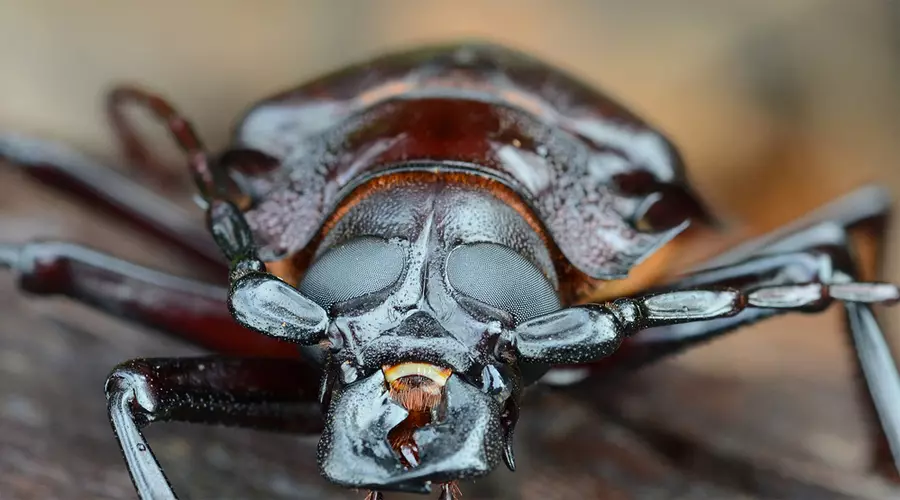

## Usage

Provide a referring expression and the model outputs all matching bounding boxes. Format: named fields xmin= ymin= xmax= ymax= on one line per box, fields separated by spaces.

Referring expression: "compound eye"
xmin=299 ymin=237 xmax=405 ymax=309
xmin=446 ymin=243 xmax=561 ymax=324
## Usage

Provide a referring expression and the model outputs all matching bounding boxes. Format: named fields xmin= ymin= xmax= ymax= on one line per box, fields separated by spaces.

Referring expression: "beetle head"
xmin=222 ymin=176 xmax=564 ymax=493
xmin=303 ymin=235 xmax=531 ymax=492
xmin=287 ymin=179 xmax=558 ymax=492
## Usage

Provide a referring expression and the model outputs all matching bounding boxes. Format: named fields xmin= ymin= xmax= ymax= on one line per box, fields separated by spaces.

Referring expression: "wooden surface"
xmin=3 ymin=2 xmax=900 ymax=499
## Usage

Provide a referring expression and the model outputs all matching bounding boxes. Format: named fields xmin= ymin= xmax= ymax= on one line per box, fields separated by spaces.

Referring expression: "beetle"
xmin=1 ymin=42 xmax=900 ymax=499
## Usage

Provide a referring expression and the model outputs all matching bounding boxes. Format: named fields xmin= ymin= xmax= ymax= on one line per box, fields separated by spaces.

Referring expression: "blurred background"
xmin=1 ymin=1 xmax=900 ymax=499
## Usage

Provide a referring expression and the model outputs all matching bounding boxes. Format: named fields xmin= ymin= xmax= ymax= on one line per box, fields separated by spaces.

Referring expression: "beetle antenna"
xmin=106 ymin=86 xmax=237 ymax=204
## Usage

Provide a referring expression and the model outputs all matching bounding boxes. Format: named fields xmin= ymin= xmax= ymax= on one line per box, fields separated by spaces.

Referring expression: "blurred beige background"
xmin=2 ymin=1 xmax=900 ymax=499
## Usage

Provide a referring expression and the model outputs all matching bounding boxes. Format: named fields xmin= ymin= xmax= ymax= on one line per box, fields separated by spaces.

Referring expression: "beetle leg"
xmin=0 ymin=240 xmax=296 ymax=357
xmin=0 ymin=134 xmax=223 ymax=269
xmin=2 ymin=84 xmax=254 ymax=269
xmin=695 ymin=184 xmax=890 ymax=271
xmin=104 ymin=356 xmax=322 ymax=500
xmin=570 ymin=189 xmax=900 ymax=479
xmin=579 ymin=240 xmax=898 ymax=370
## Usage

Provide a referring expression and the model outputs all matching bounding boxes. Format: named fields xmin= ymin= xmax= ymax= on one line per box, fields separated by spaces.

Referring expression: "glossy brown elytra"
xmin=2 ymin=43 xmax=900 ymax=499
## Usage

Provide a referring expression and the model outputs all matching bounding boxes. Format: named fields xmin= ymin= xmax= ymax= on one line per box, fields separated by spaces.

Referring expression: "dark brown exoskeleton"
xmin=2 ymin=43 xmax=900 ymax=499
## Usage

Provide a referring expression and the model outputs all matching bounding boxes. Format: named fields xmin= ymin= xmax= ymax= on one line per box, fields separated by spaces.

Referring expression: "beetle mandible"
xmin=2 ymin=43 xmax=900 ymax=499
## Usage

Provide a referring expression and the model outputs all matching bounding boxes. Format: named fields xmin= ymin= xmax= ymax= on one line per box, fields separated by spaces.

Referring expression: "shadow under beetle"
xmin=2 ymin=43 xmax=900 ymax=499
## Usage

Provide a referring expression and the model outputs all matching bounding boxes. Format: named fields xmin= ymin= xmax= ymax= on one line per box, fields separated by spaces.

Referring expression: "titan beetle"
xmin=2 ymin=43 xmax=900 ymax=499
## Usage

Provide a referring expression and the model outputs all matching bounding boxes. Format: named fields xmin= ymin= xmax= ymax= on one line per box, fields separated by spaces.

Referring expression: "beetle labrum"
xmin=2 ymin=43 xmax=900 ymax=499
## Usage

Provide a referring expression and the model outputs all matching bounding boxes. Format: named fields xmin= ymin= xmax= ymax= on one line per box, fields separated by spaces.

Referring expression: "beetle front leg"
xmin=563 ymin=194 xmax=900 ymax=481
xmin=0 ymin=134 xmax=223 ymax=269
xmin=510 ymin=252 xmax=900 ymax=490
xmin=611 ymin=198 xmax=900 ymax=480
xmin=0 ymin=241 xmax=296 ymax=357
xmin=105 ymin=356 xmax=323 ymax=500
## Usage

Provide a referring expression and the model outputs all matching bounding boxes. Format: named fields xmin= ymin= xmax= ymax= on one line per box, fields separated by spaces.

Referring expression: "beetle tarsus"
xmin=364 ymin=491 xmax=384 ymax=500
